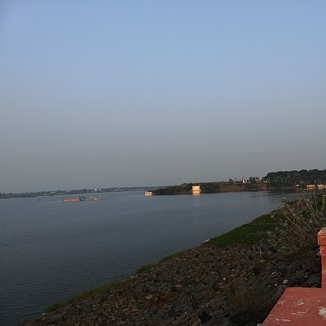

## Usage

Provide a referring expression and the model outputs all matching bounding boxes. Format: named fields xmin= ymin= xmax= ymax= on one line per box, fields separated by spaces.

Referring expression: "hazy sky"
xmin=1 ymin=1 xmax=326 ymax=193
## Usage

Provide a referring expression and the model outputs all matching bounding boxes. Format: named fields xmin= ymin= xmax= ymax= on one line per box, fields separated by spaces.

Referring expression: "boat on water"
xmin=62 ymin=195 xmax=102 ymax=203
xmin=144 ymin=192 xmax=153 ymax=196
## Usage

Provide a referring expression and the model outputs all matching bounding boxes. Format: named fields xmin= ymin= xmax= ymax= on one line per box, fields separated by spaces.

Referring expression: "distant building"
xmin=192 ymin=185 xmax=201 ymax=195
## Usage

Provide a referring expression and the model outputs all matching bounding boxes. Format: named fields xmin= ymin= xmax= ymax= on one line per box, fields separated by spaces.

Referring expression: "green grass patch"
xmin=134 ymin=263 xmax=157 ymax=275
xmin=45 ymin=281 xmax=121 ymax=313
xmin=134 ymin=251 xmax=186 ymax=275
xmin=207 ymin=211 xmax=284 ymax=248
xmin=160 ymin=251 xmax=185 ymax=263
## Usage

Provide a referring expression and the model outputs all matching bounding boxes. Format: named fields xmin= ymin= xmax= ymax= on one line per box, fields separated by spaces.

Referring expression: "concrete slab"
xmin=263 ymin=287 xmax=326 ymax=325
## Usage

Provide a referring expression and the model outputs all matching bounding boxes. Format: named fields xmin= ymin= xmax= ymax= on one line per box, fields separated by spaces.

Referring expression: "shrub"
xmin=226 ymin=281 xmax=280 ymax=324
xmin=273 ymin=193 xmax=326 ymax=251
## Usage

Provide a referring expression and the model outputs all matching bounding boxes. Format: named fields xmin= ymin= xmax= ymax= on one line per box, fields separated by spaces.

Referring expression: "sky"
xmin=1 ymin=1 xmax=326 ymax=193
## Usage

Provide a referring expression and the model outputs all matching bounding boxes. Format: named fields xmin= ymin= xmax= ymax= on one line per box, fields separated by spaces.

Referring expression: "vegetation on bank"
xmin=206 ymin=211 xmax=283 ymax=247
xmin=45 ymin=281 xmax=122 ymax=313
xmin=275 ymin=194 xmax=326 ymax=251
xmin=207 ymin=192 xmax=326 ymax=252
xmin=134 ymin=251 xmax=186 ymax=275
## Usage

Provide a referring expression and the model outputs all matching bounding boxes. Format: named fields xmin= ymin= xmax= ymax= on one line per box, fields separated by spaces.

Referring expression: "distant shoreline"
xmin=0 ymin=182 xmax=320 ymax=200
xmin=0 ymin=187 xmax=148 ymax=200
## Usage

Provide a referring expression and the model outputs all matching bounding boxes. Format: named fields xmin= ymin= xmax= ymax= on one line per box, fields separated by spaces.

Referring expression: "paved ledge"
xmin=263 ymin=287 xmax=326 ymax=325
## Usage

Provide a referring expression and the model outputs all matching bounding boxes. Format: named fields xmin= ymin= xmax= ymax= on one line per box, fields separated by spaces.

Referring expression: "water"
xmin=0 ymin=190 xmax=299 ymax=325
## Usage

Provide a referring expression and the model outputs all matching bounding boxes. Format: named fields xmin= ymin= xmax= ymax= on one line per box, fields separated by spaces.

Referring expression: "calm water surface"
xmin=0 ymin=190 xmax=299 ymax=325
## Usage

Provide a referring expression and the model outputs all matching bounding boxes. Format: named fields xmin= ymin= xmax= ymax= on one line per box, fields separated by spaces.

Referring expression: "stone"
xmin=198 ymin=310 xmax=212 ymax=323
xmin=305 ymin=274 xmax=321 ymax=287
xmin=19 ymin=242 xmax=321 ymax=326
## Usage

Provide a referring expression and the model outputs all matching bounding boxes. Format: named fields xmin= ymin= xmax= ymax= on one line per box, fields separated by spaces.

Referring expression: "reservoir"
xmin=0 ymin=190 xmax=299 ymax=325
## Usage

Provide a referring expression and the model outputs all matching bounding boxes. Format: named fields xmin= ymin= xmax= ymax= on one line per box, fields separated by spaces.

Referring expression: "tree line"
xmin=262 ymin=169 xmax=326 ymax=186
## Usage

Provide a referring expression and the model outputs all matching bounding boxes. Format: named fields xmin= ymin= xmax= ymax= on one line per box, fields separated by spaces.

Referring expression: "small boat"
xmin=62 ymin=195 xmax=102 ymax=203
xmin=145 ymin=192 xmax=153 ymax=196
xmin=62 ymin=198 xmax=80 ymax=203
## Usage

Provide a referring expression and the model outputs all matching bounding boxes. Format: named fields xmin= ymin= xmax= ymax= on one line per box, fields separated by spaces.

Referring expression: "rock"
xmin=253 ymin=266 xmax=260 ymax=275
xmin=293 ymin=270 xmax=306 ymax=284
xmin=19 ymin=242 xmax=322 ymax=326
xmin=305 ymin=274 xmax=321 ymax=287
xmin=198 ymin=310 xmax=212 ymax=323
xmin=276 ymin=264 xmax=290 ymax=277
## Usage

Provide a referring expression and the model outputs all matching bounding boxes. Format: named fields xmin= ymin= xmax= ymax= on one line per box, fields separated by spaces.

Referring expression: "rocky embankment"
xmin=21 ymin=240 xmax=321 ymax=326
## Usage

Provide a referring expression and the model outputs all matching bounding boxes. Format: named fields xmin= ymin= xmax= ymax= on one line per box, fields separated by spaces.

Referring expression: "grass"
xmin=275 ymin=193 xmax=326 ymax=251
xmin=45 ymin=281 xmax=121 ymax=313
xmin=134 ymin=251 xmax=186 ymax=275
xmin=159 ymin=251 xmax=185 ymax=263
xmin=207 ymin=193 xmax=326 ymax=252
xmin=206 ymin=210 xmax=284 ymax=248
xmin=134 ymin=263 xmax=157 ymax=275
xmin=226 ymin=280 xmax=280 ymax=324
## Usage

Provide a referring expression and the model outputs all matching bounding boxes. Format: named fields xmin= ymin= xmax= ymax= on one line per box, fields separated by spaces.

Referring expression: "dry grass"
xmin=273 ymin=192 xmax=326 ymax=251
xmin=226 ymin=280 xmax=280 ymax=324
